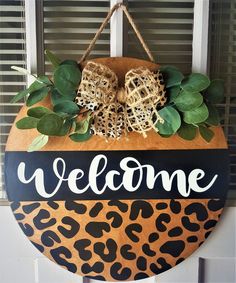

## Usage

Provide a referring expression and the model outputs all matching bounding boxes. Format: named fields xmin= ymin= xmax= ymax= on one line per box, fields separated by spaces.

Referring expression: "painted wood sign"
xmin=4 ymin=58 xmax=229 ymax=281
xmin=5 ymin=130 xmax=229 ymax=281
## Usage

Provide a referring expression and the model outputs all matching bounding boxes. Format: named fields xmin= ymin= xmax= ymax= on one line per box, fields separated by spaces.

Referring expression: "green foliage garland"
xmin=11 ymin=50 xmax=224 ymax=151
xmin=12 ymin=50 xmax=91 ymax=152
xmin=156 ymin=66 xmax=224 ymax=141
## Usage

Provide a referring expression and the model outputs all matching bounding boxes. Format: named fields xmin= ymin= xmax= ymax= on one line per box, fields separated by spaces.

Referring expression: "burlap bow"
xmin=75 ymin=61 xmax=166 ymax=139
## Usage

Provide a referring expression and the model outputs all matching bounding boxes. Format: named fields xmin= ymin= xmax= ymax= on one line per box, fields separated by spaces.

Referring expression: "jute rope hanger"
xmin=79 ymin=3 xmax=155 ymax=63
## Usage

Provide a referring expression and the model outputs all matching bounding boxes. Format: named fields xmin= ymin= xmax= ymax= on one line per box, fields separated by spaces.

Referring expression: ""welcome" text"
xmin=17 ymin=154 xmax=218 ymax=198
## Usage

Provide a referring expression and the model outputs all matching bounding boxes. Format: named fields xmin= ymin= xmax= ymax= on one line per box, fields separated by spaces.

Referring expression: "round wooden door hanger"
xmin=5 ymin=58 xmax=229 ymax=281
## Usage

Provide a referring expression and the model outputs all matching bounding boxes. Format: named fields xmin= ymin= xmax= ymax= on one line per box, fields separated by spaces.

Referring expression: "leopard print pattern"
xmin=11 ymin=199 xmax=224 ymax=281
xmin=92 ymin=103 xmax=126 ymax=139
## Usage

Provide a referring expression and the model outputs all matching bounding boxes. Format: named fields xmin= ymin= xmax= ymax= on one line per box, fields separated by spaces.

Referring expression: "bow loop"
xmin=125 ymin=67 xmax=166 ymax=137
xmin=76 ymin=62 xmax=118 ymax=111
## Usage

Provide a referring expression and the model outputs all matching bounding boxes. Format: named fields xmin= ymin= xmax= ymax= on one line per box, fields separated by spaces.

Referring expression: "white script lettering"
xmin=17 ymin=154 xmax=218 ymax=198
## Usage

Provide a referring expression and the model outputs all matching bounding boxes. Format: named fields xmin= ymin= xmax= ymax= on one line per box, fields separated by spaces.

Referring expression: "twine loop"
xmin=79 ymin=3 xmax=154 ymax=63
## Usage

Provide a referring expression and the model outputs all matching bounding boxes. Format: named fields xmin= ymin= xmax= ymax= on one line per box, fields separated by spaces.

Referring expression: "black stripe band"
xmin=5 ymin=149 xmax=229 ymax=201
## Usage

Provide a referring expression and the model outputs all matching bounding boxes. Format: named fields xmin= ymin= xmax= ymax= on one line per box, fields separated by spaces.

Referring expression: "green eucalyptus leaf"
xmin=26 ymin=87 xmax=49 ymax=107
xmin=16 ymin=117 xmax=39 ymax=129
xmin=177 ymin=122 xmax=197 ymax=140
xmin=181 ymin=73 xmax=210 ymax=92
xmin=28 ymin=134 xmax=49 ymax=152
xmin=11 ymin=89 xmax=29 ymax=103
xmin=183 ymin=103 xmax=209 ymax=124
xmin=37 ymin=113 xmax=64 ymax=136
xmin=71 ymin=120 xmax=77 ymax=133
xmin=75 ymin=116 xmax=91 ymax=134
xmin=69 ymin=128 xmax=92 ymax=142
xmin=45 ymin=49 xmax=61 ymax=68
xmin=11 ymin=66 xmax=32 ymax=76
xmin=160 ymin=66 xmax=184 ymax=88
xmin=205 ymin=79 xmax=225 ymax=103
xmin=60 ymin=60 xmax=78 ymax=67
xmin=12 ymin=66 xmax=46 ymax=87
xmin=199 ymin=126 xmax=214 ymax=142
xmin=27 ymin=106 xmax=52 ymax=118
xmin=174 ymin=90 xmax=203 ymax=112
xmin=53 ymin=101 xmax=80 ymax=115
xmin=54 ymin=64 xmax=81 ymax=96
xmin=167 ymin=85 xmax=181 ymax=103
xmin=155 ymin=106 xmax=181 ymax=135
xmin=205 ymin=103 xmax=220 ymax=126
xmin=11 ymin=76 xmax=51 ymax=103
xmin=36 ymin=75 xmax=52 ymax=85
xmin=50 ymin=88 xmax=77 ymax=106
xmin=55 ymin=113 xmax=75 ymax=119
xmin=56 ymin=119 xmax=73 ymax=136
xmin=28 ymin=79 xmax=48 ymax=92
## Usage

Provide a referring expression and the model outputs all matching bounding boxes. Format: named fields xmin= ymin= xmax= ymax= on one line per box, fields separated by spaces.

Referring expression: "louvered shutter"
xmin=43 ymin=0 xmax=110 ymax=74
xmin=0 ymin=0 xmax=26 ymax=199
xmin=124 ymin=0 xmax=194 ymax=74
xmin=209 ymin=0 xmax=236 ymax=192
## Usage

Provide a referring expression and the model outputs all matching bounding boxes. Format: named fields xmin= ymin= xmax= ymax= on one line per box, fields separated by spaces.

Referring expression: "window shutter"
xmin=43 ymin=0 xmax=110 ymax=74
xmin=0 ymin=0 xmax=26 ymax=199
xmin=124 ymin=0 xmax=194 ymax=74
xmin=209 ymin=0 xmax=236 ymax=192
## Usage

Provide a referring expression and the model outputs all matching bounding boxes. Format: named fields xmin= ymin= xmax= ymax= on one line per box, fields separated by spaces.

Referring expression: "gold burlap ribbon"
xmin=76 ymin=4 xmax=166 ymax=139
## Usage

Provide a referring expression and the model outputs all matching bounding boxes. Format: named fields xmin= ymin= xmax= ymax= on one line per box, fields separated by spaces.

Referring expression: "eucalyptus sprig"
xmin=12 ymin=50 xmax=92 ymax=152
xmin=155 ymin=66 xmax=224 ymax=142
